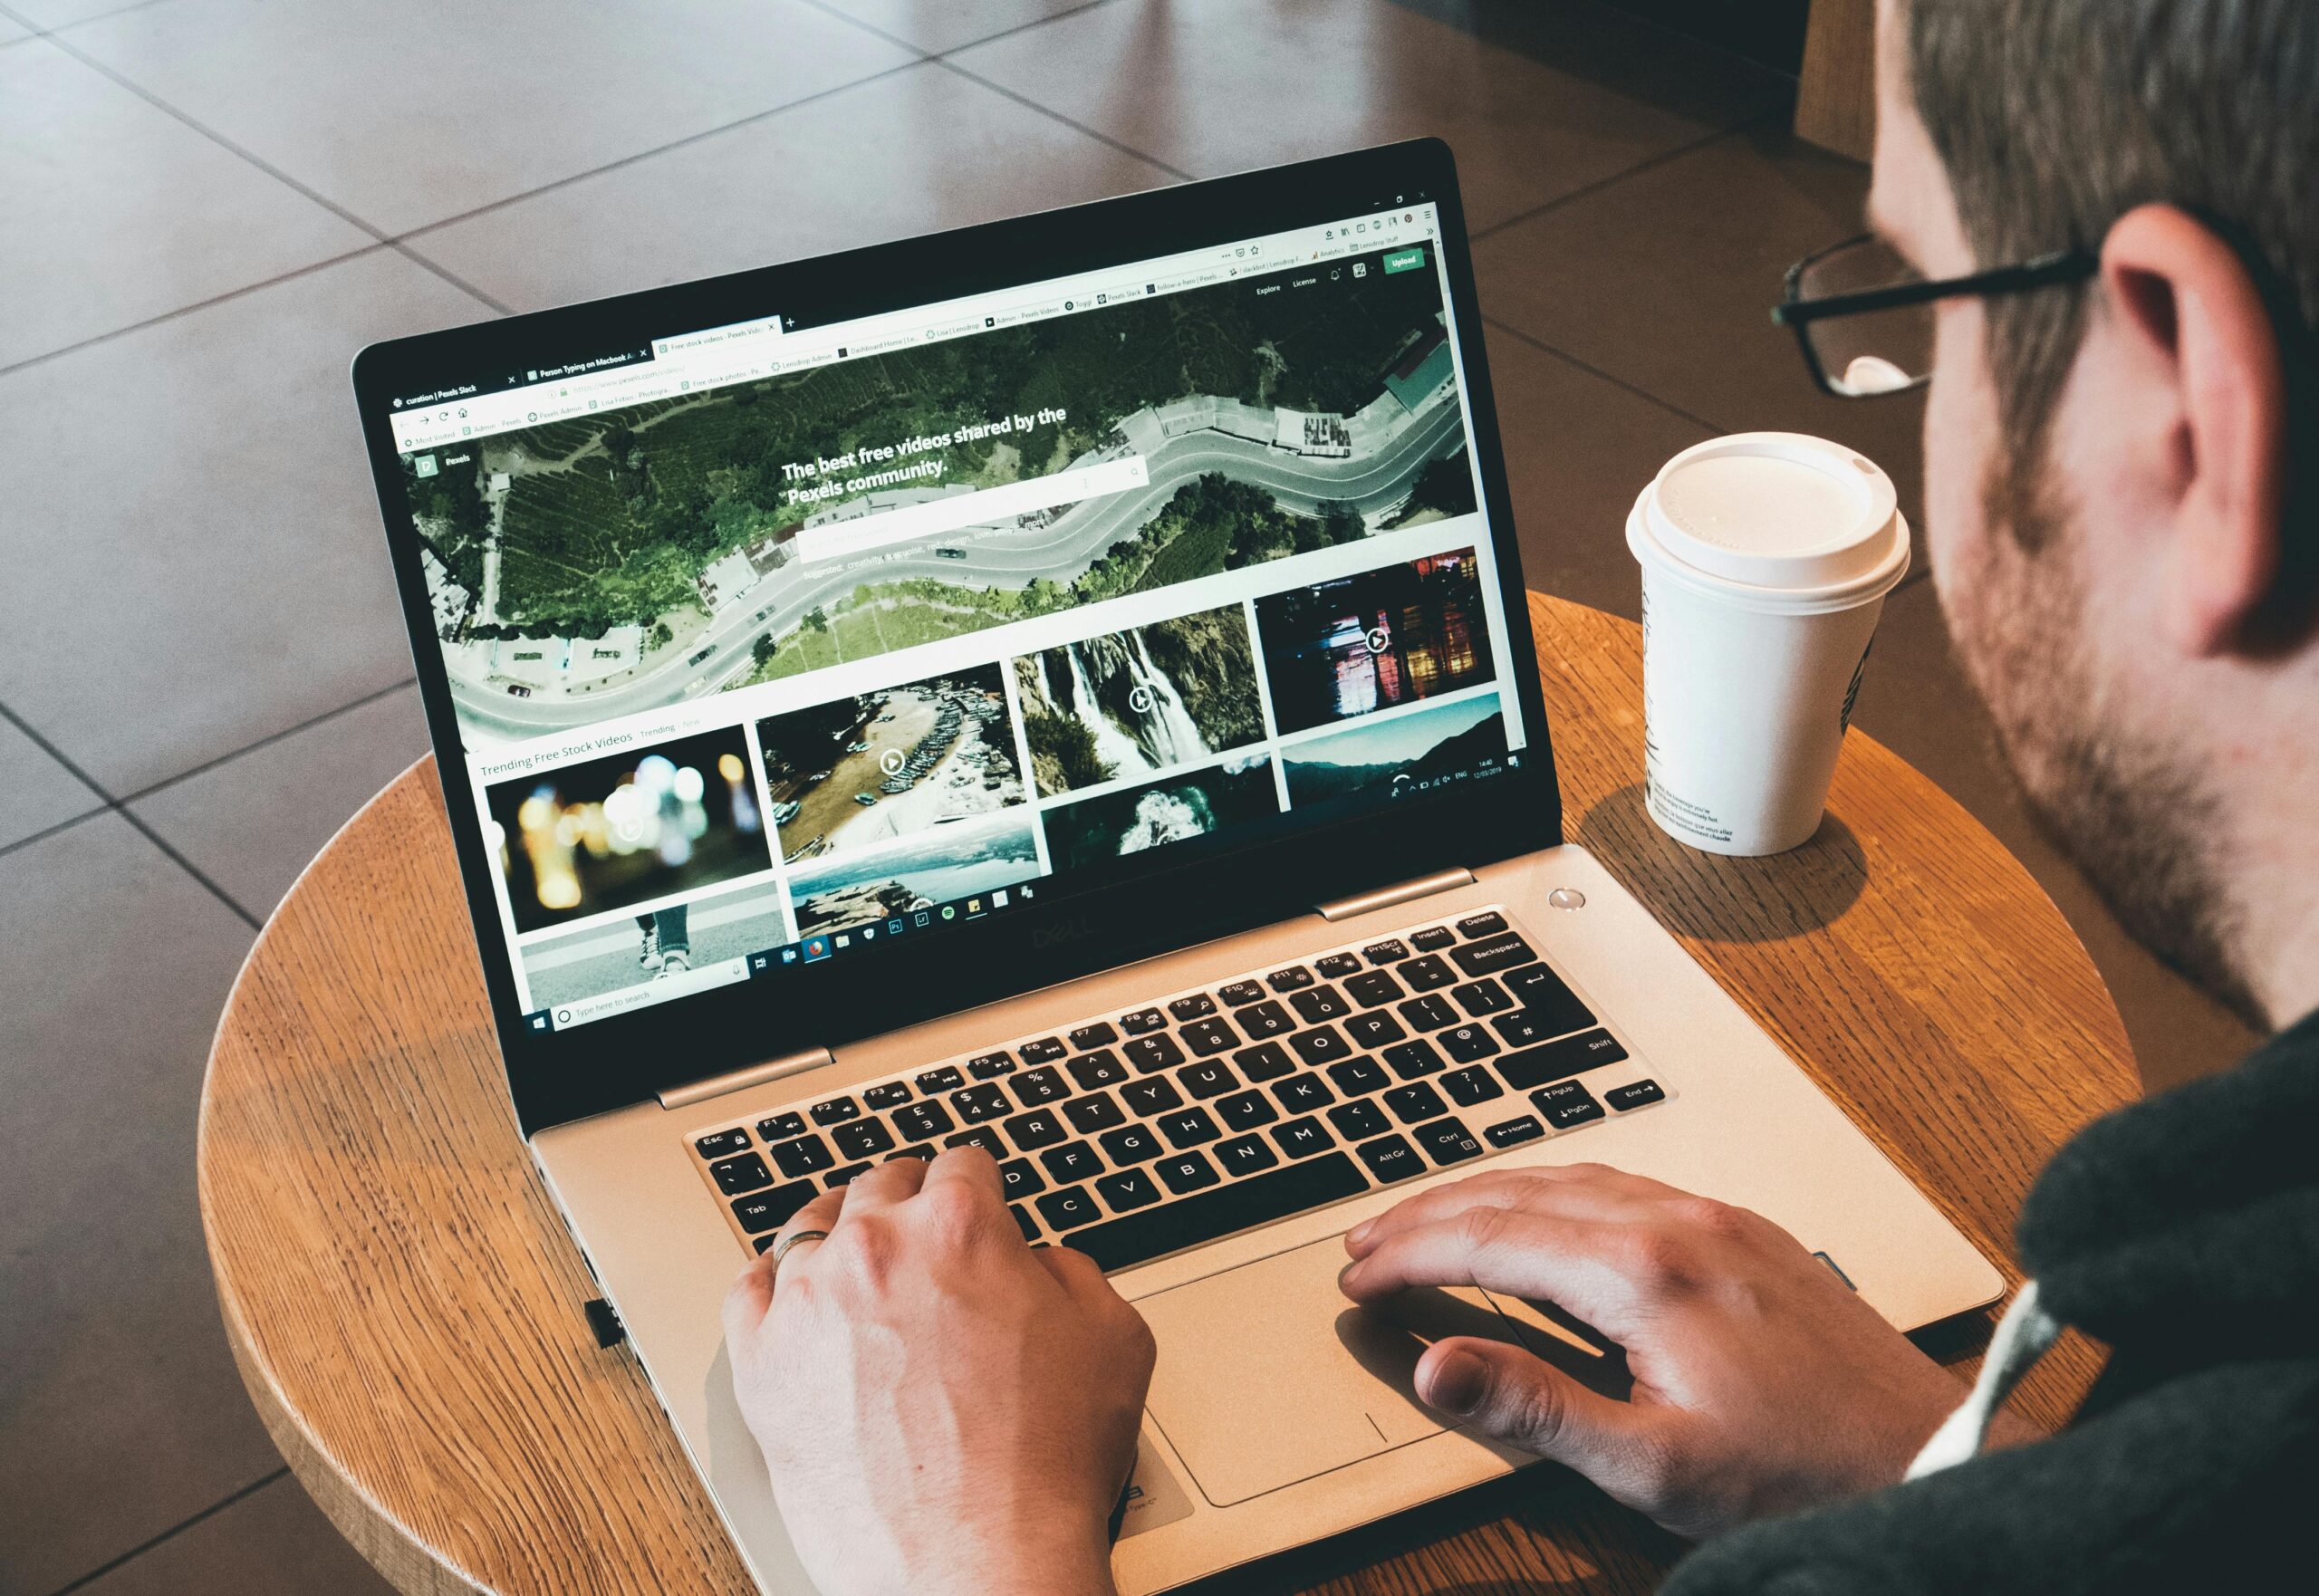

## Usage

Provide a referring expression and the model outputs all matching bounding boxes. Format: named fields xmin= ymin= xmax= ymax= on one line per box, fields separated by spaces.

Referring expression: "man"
xmin=723 ymin=2 xmax=2319 ymax=1590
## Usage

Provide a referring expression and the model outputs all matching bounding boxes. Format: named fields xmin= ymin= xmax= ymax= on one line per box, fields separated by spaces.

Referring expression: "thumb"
xmin=1417 ymin=1336 xmax=1653 ymax=1483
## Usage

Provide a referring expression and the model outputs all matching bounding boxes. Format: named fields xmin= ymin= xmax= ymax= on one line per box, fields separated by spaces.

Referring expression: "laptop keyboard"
xmin=687 ymin=906 xmax=1669 ymax=1271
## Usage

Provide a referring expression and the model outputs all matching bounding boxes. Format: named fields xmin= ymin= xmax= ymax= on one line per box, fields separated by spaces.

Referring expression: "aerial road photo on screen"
xmin=404 ymin=245 xmax=1477 ymax=745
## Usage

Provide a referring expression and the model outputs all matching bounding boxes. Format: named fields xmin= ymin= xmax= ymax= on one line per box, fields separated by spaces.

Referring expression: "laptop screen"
xmin=384 ymin=200 xmax=1529 ymax=1035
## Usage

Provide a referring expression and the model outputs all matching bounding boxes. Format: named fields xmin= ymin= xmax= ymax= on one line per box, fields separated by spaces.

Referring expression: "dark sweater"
xmin=1665 ymin=1007 xmax=2319 ymax=1594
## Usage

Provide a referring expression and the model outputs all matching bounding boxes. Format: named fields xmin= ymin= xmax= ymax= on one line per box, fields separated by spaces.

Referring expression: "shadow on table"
xmin=1572 ymin=784 xmax=1869 ymax=942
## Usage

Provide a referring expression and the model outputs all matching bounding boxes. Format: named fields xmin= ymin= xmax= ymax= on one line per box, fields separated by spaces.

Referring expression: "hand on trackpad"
xmin=1136 ymin=1236 xmax=1551 ymax=1506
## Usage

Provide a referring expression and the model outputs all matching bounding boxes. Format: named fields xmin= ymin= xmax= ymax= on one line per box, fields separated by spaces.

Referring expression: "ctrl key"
xmin=732 ymin=1179 xmax=817 ymax=1234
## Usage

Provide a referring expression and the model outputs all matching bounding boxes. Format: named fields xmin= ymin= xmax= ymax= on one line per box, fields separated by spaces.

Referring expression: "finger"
xmin=832 ymin=1152 xmax=930 ymax=1212
xmin=1338 ymin=1210 xmax=1653 ymax=1340
xmin=919 ymin=1143 xmax=1006 ymax=1201
xmin=1415 ymin=1335 xmax=1658 ymax=1490
xmin=1038 ymin=1242 xmax=1116 ymax=1296
xmin=731 ymin=1185 xmax=847 ymax=1327
xmin=1344 ymin=1165 xmax=1666 ymax=1258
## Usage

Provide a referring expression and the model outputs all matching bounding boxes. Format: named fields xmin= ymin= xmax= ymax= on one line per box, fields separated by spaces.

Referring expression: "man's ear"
xmin=2100 ymin=204 xmax=2290 ymax=656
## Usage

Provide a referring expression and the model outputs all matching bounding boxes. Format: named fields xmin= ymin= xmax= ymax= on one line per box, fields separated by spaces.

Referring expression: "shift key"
xmin=1063 ymin=1152 xmax=1367 ymax=1272
xmin=1496 ymin=1027 xmax=1628 ymax=1090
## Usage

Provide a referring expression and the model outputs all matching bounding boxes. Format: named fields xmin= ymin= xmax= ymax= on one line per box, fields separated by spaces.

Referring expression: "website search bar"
xmin=794 ymin=456 xmax=1151 ymax=563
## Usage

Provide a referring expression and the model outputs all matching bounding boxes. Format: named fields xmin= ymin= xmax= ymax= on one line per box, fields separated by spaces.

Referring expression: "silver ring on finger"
xmin=769 ymin=1228 xmax=831 ymax=1278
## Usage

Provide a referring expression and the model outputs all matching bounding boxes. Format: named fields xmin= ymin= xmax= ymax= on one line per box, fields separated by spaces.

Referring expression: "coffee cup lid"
xmin=1640 ymin=433 xmax=1905 ymax=596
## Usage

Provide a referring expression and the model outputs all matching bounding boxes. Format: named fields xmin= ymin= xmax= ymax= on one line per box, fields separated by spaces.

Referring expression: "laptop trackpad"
xmin=1137 ymin=1235 xmax=1531 ymax=1507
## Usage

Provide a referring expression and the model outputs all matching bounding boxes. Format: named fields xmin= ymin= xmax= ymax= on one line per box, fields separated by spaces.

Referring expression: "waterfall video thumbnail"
xmin=1012 ymin=604 xmax=1265 ymax=797
xmin=786 ymin=814 xmax=1041 ymax=937
xmin=484 ymin=726 xmax=773 ymax=934
xmin=1042 ymin=753 xmax=1281 ymax=870
xmin=1281 ymin=693 xmax=1507 ymax=808
xmin=1255 ymin=548 xmax=1495 ymax=736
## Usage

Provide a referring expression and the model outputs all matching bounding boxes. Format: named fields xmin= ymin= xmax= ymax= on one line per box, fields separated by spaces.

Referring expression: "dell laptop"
xmin=352 ymin=139 xmax=1998 ymax=1592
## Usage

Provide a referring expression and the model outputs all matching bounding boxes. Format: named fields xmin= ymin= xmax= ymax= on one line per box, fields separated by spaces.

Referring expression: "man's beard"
xmin=1945 ymin=448 xmax=2267 ymax=1030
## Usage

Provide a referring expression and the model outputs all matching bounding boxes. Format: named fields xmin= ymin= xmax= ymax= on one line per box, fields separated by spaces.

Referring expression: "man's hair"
xmin=1906 ymin=0 xmax=2317 ymax=609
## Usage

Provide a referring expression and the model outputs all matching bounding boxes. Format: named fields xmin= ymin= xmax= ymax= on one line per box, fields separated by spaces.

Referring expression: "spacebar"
xmin=1066 ymin=1153 xmax=1369 ymax=1273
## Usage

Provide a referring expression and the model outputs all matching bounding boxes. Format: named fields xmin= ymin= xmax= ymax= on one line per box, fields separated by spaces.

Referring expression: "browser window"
xmin=390 ymin=206 xmax=1529 ymax=1032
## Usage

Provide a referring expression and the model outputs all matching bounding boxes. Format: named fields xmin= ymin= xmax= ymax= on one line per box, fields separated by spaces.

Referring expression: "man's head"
xmin=1870 ymin=0 xmax=2319 ymax=1029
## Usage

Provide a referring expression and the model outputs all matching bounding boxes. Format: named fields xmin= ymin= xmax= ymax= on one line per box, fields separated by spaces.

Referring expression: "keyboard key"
xmin=1070 ymin=1022 xmax=1118 ymax=1051
xmin=1532 ymin=1079 xmax=1606 ymax=1128
xmin=1179 ymin=1060 xmax=1239 ymax=1099
xmin=1217 ymin=980 xmax=1265 ymax=1006
xmin=832 ymin=1120 xmax=895 ymax=1159
xmin=952 ymin=1083 xmax=1012 ymax=1123
xmin=823 ymin=1162 xmax=874 ymax=1187
xmin=752 ymin=1234 xmax=780 ymax=1254
xmin=1442 ymin=1065 xmax=1505 ymax=1106
xmin=1325 ymin=1056 xmax=1390 ymax=1096
xmin=1121 ymin=1077 xmax=1184 ymax=1117
xmin=1413 ymin=1116 xmax=1483 ymax=1165
xmin=1290 ymin=985 xmax=1351 ymax=1023
xmin=1181 ymin=1017 xmax=1240 ymax=1055
xmin=1168 ymin=993 xmax=1218 ymax=1022
xmin=756 ymin=1111 xmax=805 ymax=1142
xmin=1606 ymin=1079 xmax=1668 ymax=1111
xmin=1037 ymin=1186 xmax=1102 ymax=1230
xmin=1063 ymin=1092 xmax=1127 ymax=1134
xmin=1266 ymin=965 xmax=1315 ymax=992
xmin=1496 ymin=1029 xmax=1629 ymax=1091
xmin=1096 ymin=1168 xmax=1163 ymax=1212
xmin=1068 ymin=1050 xmax=1129 ymax=1091
xmin=967 ymin=1050 xmax=1016 ymax=1079
xmin=1344 ymin=969 xmax=1406 ymax=1007
xmin=1356 ymin=1134 xmax=1426 ymax=1181
xmin=998 ymin=1159 xmax=1044 ymax=1199
xmin=1099 ymin=1124 xmax=1164 ymax=1165
xmin=1232 ymin=1040 xmax=1295 ymax=1082
xmin=1288 ymin=1025 xmax=1352 ymax=1066
xmin=1382 ymin=1038 xmax=1446 ymax=1079
xmin=1041 ymin=1140 xmax=1103 ymax=1184
xmin=1329 ymin=1100 xmax=1390 ymax=1140
xmin=1491 ymin=1006 xmax=1584 ymax=1047
xmin=771 ymin=1135 xmax=834 ymax=1178
xmin=1004 ymin=1109 xmax=1068 ymax=1150
xmin=1019 ymin=1037 xmax=1067 ymax=1065
xmin=1344 ymin=1011 xmax=1409 ymax=1050
xmin=1009 ymin=1203 xmax=1039 ymax=1242
xmin=1384 ymin=1082 xmax=1449 ymax=1124
xmin=1457 ymin=910 xmax=1510 ymax=938
xmin=945 ymin=1128 xmax=1006 ymax=1158
xmin=1216 ymin=1090 xmax=1278 ymax=1132
xmin=887 ymin=1147 xmax=936 ymax=1161
xmin=1271 ymin=1116 xmax=1337 ymax=1159
xmin=1399 ymin=995 xmax=1460 ymax=1031
xmin=1122 ymin=1033 xmax=1186 ymax=1074
xmin=1236 ymin=1000 xmax=1294 ymax=1039
xmin=1450 ymin=929 xmax=1539 ymax=977
xmin=1271 ymin=1073 xmax=1333 ymax=1113
xmin=1362 ymin=937 xmax=1410 ymax=964
xmin=915 ymin=1065 xmax=965 ymax=1094
xmin=863 ymin=1082 xmax=914 ymax=1111
xmin=893 ymin=1101 xmax=955 ymax=1142
xmin=1414 ymin=925 xmax=1458 ymax=950
xmin=1485 ymin=1115 xmax=1545 ymax=1148
xmin=811 ymin=1096 xmax=861 ymax=1126
xmin=1501 ymin=963 xmax=1596 ymax=1035
xmin=733 ymin=1181 xmax=817 ymax=1233
xmin=1451 ymin=978 xmax=1512 ymax=1016
xmin=695 ymin=1128 xmax=751 ymax=1159
xmin=1155 ymin=1150 xmax=1221 ymax=1194
xmin=1158 ymin=1107 xmax=1223 ymax=1149
xmin=1315 ymin=952 xmax=1362 ymax=979
xmin=1121 ymin=1007 xmax=1168 ymax=1035
xmin=1069 ymin=1153 xmax=1367 ymax=1271
xmin=1013 ymin=1066 xmax=1071 ymax=1105
xmin=1400 ymin=954 xmax=1458 ymax=991
xmin=1215 ymin=1134 xmax=1281 ymax=1178
xmin=710 ymin=1152 xmax=774 ymax=1195
xmin=1439 ymin=1024 xmax=1500 ymax=1063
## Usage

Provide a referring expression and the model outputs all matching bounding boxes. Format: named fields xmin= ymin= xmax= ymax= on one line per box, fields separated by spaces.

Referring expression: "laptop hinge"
xmin=1315 ymin=867 xmax=1477 ymax=923
xmin=657 ymin=1046 xmax=835 ymax=1111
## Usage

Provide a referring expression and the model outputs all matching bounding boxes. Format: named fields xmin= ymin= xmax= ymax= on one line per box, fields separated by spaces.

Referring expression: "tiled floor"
xmin=0 ymin=2 xmax=2256 ymax=1591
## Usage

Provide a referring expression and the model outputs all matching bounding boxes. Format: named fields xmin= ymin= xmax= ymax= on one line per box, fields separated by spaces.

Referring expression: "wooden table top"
xmin=198 ymin=592 xmax=2137 ymax=1596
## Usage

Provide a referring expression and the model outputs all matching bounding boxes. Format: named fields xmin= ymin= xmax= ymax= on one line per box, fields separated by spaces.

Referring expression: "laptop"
xmin=352 ymin=139 xmax=1999 ymax=1593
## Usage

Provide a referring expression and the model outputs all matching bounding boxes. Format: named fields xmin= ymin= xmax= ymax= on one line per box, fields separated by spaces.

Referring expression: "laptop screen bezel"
xmin=351 ymin=138 xmax=1564 ymax=1136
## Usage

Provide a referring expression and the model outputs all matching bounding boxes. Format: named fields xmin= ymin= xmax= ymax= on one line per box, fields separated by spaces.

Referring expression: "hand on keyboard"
xmin=725 ymin=1147 xmax=1152 ymax=1596
xmin=1337 ymin=1163 xmax=1999 ymax=1541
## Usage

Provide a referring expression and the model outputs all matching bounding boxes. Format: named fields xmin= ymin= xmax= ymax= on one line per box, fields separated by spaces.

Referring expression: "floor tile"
xmin=65 ymin=0 xmax=916 ymax=235
xmin=0 ymin=38 xmax=370 ymax=369
xmin=0 ymin=248 xmax=480 ymax=795
xmin=1483 ymin=322 xmax=1711 ymax=620
xmin=951 ymin=0 xmax=1788 ymax=232
xmin=1849 ymin=581 xmax=2258 ymax=1094
xmin=0 ymin=712 xmax=105 ymax=849
xmin=130 ymin=682 xmax=428 ymax=918
xmin=813 ymin=0 xmax=1097 ymax=54
xmin=0 ymin=17 xmax=29 ymax=44
xmin=9 ymin=0 xmax=163 ymax=27
xmin=0 ymin=814 xmax=279 ymax=1596
xmin=1472 ymin=125 xmax=1927 ymax=533
xmin=409 ymin=62 xmax=1176 ymax=313
xmin=68 ymin=1475 xmax=396 ymax=1596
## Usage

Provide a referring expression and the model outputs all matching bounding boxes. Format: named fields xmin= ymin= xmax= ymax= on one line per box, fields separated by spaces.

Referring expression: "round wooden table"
xmin=200 ymin=593 xmax=2137 ymax=1596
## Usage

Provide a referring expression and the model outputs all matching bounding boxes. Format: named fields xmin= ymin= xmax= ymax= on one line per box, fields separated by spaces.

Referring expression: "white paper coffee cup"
xmin=1626 ymin=433 xmax=1910 ymax=856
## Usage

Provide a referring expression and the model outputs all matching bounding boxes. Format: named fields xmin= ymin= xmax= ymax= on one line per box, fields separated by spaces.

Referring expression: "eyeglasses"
xmin=1773 ymin=234 xmax=2099 ymax=399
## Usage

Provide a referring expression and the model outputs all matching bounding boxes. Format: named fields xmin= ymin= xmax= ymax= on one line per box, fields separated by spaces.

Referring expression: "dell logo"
xmin=1032 ymin=916 xmax=1098 ymax=950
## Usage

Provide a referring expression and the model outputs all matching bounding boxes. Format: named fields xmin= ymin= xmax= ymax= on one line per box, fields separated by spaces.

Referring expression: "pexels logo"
xmin=1032 ymin=915 xmax=1099 ymax=950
